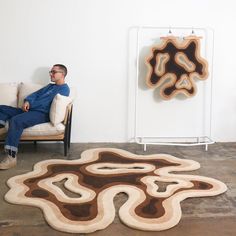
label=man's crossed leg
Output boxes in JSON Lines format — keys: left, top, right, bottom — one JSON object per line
{"left": 0, "top": 105, "right": 49, "bottom": 170}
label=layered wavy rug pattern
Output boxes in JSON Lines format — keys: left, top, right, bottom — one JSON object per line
{"left": 5, "top": 148, "right": 227, "bottom": 233}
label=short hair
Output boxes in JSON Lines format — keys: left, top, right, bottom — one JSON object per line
{"left": 53, "top": 64, "right": 67, "bottom": 77}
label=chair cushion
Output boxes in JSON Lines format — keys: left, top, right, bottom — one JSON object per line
{"left": 18, "top": 82, "right": 44, "bottom": 108}
{"left": 1, "top": 122, "right": 65, "bottom": 137}
{"left": 50, "top": 94, "right": 72, "bottom": 126}
{"left": 22, "top": 122, "right": 65, "bottom": 136}
{"left": 0, "top": 83, "right": 18, "bottom": 107}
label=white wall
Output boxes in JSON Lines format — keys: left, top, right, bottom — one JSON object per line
{"left": 0, "top": 0, "right": 236, "bottom": 142}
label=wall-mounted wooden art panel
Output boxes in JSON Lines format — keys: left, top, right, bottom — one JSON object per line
{"left": 145, "top": 36, "right": 209, "bottom": 100}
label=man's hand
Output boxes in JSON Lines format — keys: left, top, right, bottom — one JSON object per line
{"left": 22, "top": 101, "right": 30, "bottom": 112}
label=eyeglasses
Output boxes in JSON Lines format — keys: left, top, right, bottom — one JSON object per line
{"left": 49, "top": 70, "right": 63, "bottom": 75}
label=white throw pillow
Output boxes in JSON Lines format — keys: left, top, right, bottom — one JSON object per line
{"left": 18, "top": 82, "right": 44, "bottom": 108}
{"left": 0, "top": 83, "right": 18, "bottom": 107}
{"left": 50, "top": 94, "right": 72, "bottom": 126}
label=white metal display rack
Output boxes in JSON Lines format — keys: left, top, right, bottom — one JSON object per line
{"left": 134, "top": 26, "right": 215, "bottom": 151}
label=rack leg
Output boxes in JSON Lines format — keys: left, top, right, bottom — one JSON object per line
{"left": 205, "top": 144, "right": 208, "bottom": 151}
{"left": 144, "top": 144, "right": 147, "bottom": 152}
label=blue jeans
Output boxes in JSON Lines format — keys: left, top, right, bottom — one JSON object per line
{"left": 0, "top": 105, "right": 49, "bottom": 153}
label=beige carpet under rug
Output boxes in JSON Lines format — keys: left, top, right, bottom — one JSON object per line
{"left": 5, "top": 148, "right": 227, "bottom": 233}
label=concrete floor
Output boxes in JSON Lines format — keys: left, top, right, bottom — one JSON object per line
{"left": 0, "top": 142, "right": 235, "bottom": 236}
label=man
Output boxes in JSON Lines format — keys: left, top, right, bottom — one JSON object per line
{"left": 0, "top": 64, "right": 70, "bottom": 170}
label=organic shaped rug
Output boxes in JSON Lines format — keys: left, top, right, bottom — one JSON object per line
{"left": 145, "top": 36, "right": 209, "bottom": 99}
{"left": 5, "top": 148, "right": 227, "bottom": 233}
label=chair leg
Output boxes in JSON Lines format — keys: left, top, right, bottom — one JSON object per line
{"left": 64, "top": 140, "right": 68, "bottom": 156}
{"left": 68, "top": 114, "right": 72, "bottom": 149}
{"left": 68, "top": 135, "right": 71, "bottom": 149}
{"left": 68, "top": 137, "right": 70, "bottom": 149}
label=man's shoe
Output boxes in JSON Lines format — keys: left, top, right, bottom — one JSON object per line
{"left": 0, "top": 155, "right": 17, "bottom": 170}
